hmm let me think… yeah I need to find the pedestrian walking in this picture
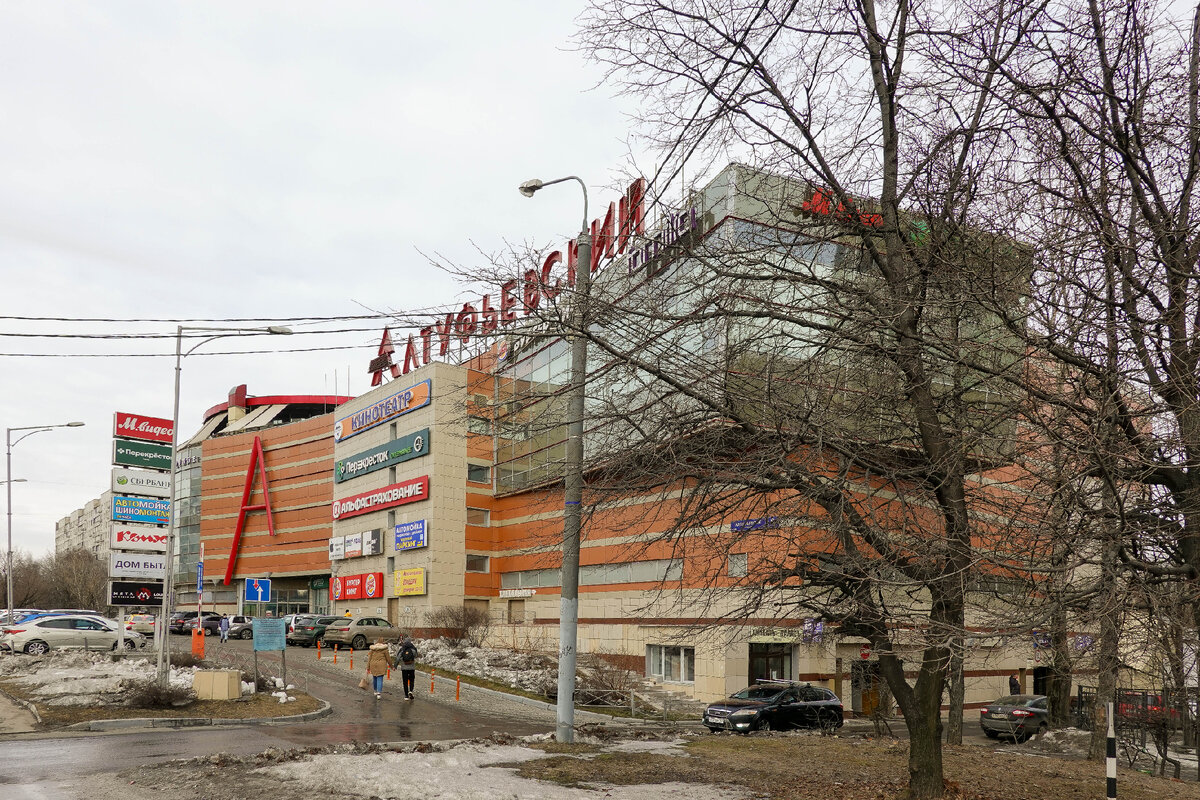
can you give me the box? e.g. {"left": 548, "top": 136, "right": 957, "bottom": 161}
{"left": 396, "top": 634, "right": 418, "bottom": 700}
{"left": 1009, "top": 672, "right": 1021, "bottom": 695}
{"left": 219, "top": 614, "right": 230, "bottom": 643}
{"left": 367, "top": 641, "right": 389, "bottom": 699}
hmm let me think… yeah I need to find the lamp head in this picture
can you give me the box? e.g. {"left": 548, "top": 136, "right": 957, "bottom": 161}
{"left": 66, "top": 421, "right": 85, "bottom": 427}
{"left": 518, "top": 179, "right": 543, "bottom": 198}
{"left": 266, "top": 326, "right": 293, "bottom": 335}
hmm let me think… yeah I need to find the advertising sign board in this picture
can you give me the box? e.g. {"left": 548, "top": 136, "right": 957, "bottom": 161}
{"left": 110, "top": 523, "right": 168, "bottom": 552}
{"left": 332, "top": 380, "right": 431, "bottom": 443}
{"left": 113, "top": 411, "right": 174, "bottom": 444}
{"left": 112, "top": 495, "right": 170, "bottom": 525}
{"left": 112, "top": 439, "right": 172, "bottom": 471}
{"left": 111, "top": 467, "right": 171, "bottom": 498}
{"left": 363, "top": 528, "right": 382, "bottom": 556}
{"left": 331, "top": 572, "right": 384, "bottom": 600}
{"left": 109, "top": 580, "right": 165, "bottom": 606}
{"left": 252, "top": 618, "right": 285, "bottom": 651}
{"left": 110, "top": 552, "right": 167, "bottom": 581}
{"left": 328, "top": 536, "right": 344, "bottom": 560}
{"left": 343, "top": 532, "right": 363, "bottom": 558}
{"left": 394, "top": 568, "right": 427, "bottom": 596}
{"left": 334, "top": 428, "right": 430, "bottom": 483}
{"left": 395, "top": 520, "right": 428, "bottom": 551}
{"left": 332, "top": 476, "right": 429, "bottom": 520}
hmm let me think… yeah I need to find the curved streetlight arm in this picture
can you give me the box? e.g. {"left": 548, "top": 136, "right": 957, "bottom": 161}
{"left": 518, "top": 176, "right": 588, "bottom": 232}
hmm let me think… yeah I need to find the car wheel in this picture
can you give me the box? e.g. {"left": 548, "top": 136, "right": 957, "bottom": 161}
{"left": 351, "top": 635, "right": 367, "bottom": 650}
{"left": 818, "top": 710, "right": 841, "bottom": 730}
{"left": 241, "top": 629, "right": 253, "bottom": 640}
{"left": 123, "top": 639, "right": 137, "bottom": 651}
{"left": 758, "top": 718, "right": 773, "bottom": 732}
{"left": 24, "top": 640, "right": 49, "bottom": 656}
{"left": 984, "top": 729, "right": 1000, "bottom": 739}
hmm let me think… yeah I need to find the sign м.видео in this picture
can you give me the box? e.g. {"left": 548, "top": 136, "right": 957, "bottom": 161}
{"left": 333, "top": 380, "right": 430, "bottom": 443}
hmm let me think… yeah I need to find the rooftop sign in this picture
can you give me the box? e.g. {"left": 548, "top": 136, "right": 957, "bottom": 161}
{"left": 369, "top": 179, "right": 647, "bottom": 383}
{"left": 113, "top": 411, "right": 174, "bottom": 444}
{"left": 333, "top": 380, "right": 430, "bottom": 443}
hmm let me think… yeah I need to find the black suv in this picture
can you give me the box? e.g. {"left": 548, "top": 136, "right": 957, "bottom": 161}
{"left": 703, "top": 682, "right": 844, "bottom": 732}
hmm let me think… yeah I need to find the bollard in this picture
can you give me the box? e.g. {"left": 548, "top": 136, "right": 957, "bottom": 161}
{"left": 1106, "top": 701, "right": 1116, "bottom": 800}
{"left": 317, "top": 640, "right": 322, "bottom": 660}
{"left": 387, "top": 666, "right": 391, "bottom": 680}
{"left": 456, "top": 675, "right": 460, "bottom": 702}
{"left": 430, "top": 672, "right": 435, "bottom": 694}
{"left": 333, "top": 644, "right": 338, "bottom": 665}
{"left": 349, "top": 652, "right": 354, "bottom": 670}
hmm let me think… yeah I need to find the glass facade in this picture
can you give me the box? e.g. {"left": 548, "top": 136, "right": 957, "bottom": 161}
{"left": 495, "top": 338, "right": 570, "bottom": 490}
{"left": 173, "top": 445, "right": 203, "bottom": 598}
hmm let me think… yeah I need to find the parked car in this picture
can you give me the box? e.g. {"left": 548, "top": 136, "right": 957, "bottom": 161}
{"left": 125, "top": 613, "right": 156, "bottom": 634}
{"left": 0, "top": 614, "right": 145, "bottom": 655}
{"left": 226, "top": 614, "right": 255, "bottom": 639}
{"left": 703, "top": 682, "right": 844, "bottom": 732}
{"left": 979, "top": 694, "right": 1049, "bottom": 741}
{"left": 168, "top": 611, "right": 222, "bottom": 635}
{"left": 320, "top": 616, "right": 400, "bottom": 650}
{"left": 286, "top": 615, "right": 340, "bottom": 647}
{"left": 282, "top": 613, "right": 316, "bottom": 637}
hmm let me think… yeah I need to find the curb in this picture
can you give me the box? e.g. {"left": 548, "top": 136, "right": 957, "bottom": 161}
{"left": 0, "top": 684, "right": 41, "bottom": 725}
{"left": 64, "top": 698, "right": 332, "bottom": 732}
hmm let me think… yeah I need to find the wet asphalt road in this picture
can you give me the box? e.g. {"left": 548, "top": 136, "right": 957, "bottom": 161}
{"left": 0, "top": 635, "right": 553, "bottom": 789}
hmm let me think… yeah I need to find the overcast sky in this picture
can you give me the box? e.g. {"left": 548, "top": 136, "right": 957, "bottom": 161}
{"left": 0, "top": 2, "right": 648, "bottom": 558}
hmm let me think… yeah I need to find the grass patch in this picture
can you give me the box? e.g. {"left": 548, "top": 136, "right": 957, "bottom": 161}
{"left": 0, "top": 677, "right": 323, "bottom": 729}
{"left": 507, "top": 735, "right": 1200, "bottom": 800}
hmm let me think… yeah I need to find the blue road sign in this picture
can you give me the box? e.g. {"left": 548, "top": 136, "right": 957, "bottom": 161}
{"left": 245, "top": 577, "right": 272, "bottom": 603}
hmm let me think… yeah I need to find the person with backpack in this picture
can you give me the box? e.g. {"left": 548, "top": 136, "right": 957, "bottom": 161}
{"left": 395, "top": 634, "right": 418, "bottom": 700}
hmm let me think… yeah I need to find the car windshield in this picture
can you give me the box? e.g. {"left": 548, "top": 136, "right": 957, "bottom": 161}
{"left": 730, "top": 686, "right": 786, "bottom": 701}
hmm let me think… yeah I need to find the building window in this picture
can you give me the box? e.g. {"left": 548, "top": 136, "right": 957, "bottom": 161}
{"left": 468, "top": 416, "right": 490, "bottom": 435}
{"left": 646, "top": 644, "right": 695, "bottom": 683}
{"left": 467, "top": 464, "right": 491, "bottom": 484}
{"left": 465, "top": 554, "right": 489, "bottom": 573}
{"left": 466, "top": 508, "right": 490, "bottom": 526}
{"left": 507, "top": 599, "right": 525, "bottom": 624}
{"left": 728, "top": 553, "right": 747, "bottom": 577}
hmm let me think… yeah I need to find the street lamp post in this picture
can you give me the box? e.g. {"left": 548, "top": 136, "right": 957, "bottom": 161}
{"left": 156, "top": 325, "right": 291, "bottom": 685}
{"left": 519, "top": 176, "right": 590, "bottom": 743}
{"left": 6, "top": 423, "right": 85, "bottom": 624}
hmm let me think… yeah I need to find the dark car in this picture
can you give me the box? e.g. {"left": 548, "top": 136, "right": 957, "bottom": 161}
{"left": 168, "top": 611, "right": 221, "bottom": 635}
{"left": 286, "top": 615, "right": 340, "bottom": 647}
{"left": 980, "top": 694, "right": 1048, "bottom": 741}
{"left": 226, "top": 615, "right": 255, "bottom": 639}
{"left": 703, "top": 682, "right": 844, "bottom": 732}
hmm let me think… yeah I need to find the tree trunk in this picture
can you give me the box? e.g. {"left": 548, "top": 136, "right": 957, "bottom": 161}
{"left": 1088, "top": 583, "right": 1120, "bottom": 760}
{"left": 1048, "top": 609, "right": 1073, "bottom": 728}
{"left": 945, "top": 640, "right": 964, "bottom": 744}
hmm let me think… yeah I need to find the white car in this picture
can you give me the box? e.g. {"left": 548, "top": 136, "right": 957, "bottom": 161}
{"left": 1, "top": 614, "right": 147, "bottom": 655}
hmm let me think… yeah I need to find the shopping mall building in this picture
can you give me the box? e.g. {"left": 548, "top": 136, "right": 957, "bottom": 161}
{"left": 177, "top": 163, "right": 1083, "bottom": 709}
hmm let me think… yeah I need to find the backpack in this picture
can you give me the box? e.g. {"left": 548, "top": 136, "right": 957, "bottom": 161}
{"left": 398, "top": 642, "right": 417, "bottom": 666}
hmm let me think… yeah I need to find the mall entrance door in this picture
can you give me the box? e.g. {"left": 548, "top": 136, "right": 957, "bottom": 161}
{"left": 748, "top": 643, "right": 793, "bottom": 684}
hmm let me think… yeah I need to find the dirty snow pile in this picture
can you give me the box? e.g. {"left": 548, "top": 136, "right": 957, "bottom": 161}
{"left": 263, "top": 739, "right": 747, "bottom": 800}
{"left": 418, "top": 639, "right": 560, "bottom": 695}
{"left": 0, "top": 651, "right": 193, "bottom": 706}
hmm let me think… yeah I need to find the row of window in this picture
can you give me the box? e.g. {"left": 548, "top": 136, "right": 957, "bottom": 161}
{"left": 498, "top": 558, "right": 683, "bottom": 590}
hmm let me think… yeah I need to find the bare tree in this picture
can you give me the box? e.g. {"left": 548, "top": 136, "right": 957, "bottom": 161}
{"left": 991, "top": 0, "right": 1200, "bottom": 762}
{"left": 497, "top": 3, "right": 1055, "bottom": 796}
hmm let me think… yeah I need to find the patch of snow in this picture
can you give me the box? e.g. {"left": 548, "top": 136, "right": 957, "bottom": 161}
{"left": 606, "top": 738, "right": 690, "bottom": 756}
{"left": 0, "top": 651, "right": 200, "bottom": 706}
{"left": 262, "top": 743, "right": 750, "bottom": 800}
